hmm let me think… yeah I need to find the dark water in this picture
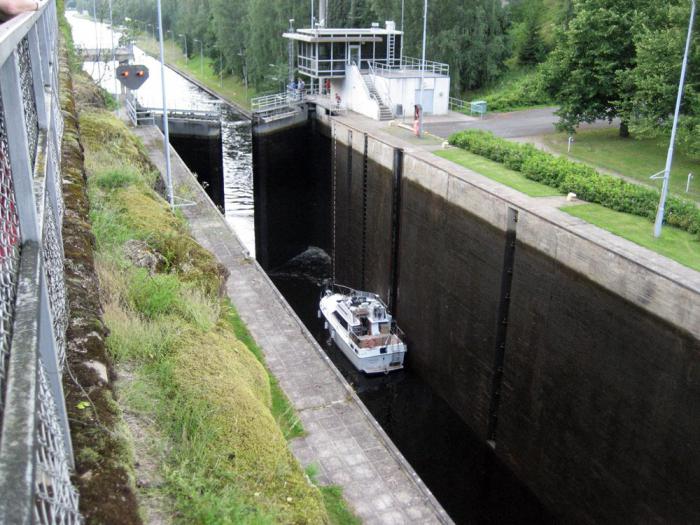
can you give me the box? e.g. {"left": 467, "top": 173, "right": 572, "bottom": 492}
{"left": 68, "top": 13, "right": 255, "bottom": 256}
{"left": 258, "top": 123, "right": 554, "bottom": 524}
{"left": 271, "top": 275, "right": 554, "bottom": 525}
{"left": 71, "top": 14, "right": 553, "bottom": 521}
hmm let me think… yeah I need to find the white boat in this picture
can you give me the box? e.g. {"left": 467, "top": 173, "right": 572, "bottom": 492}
{"left": 319, "top": 285, "right": 407, "bottom": 374}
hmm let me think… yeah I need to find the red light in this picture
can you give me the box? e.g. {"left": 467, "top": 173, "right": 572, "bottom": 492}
{"left": 121, "top": 70, "right": 129, "bottom": 77}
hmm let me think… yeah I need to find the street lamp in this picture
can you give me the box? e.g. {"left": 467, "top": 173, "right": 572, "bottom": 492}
{"left": 108, "top": 0, "right": 116, "bottom": 99}
{"left": 238, "top": 49, "right": 248, "bottom": 101}
{"left": 194, "top": 39, "right": 204, "bottom": 77}
{"left": 155, "top": 0, "right": 174, "bottom": 207}
{"left": 147, "top": 23, "right": 155, "bottom": 40}
{"left": 418, "top": 0, "right": 428, "bottom": 137}
{"left": 179, "top": 34, "right": 188, "bottom": 64}
{"left": 214, "top": 44, "right": 223, "bottom": 87}
{"left": 400, "top": 0, "right": 404, "bottom": 64}
{"left": 167, "top": 29, "right": 174, "bottom": 41}
{"left": 654, "top": 0, "right": 696, "bottom": 237}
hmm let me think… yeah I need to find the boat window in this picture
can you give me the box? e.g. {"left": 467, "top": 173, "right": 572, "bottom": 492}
{"left": 333, "top": 312, "right": 348, "bottom": 331}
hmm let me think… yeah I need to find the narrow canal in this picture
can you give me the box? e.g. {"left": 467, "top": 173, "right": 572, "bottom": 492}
{"left": 69, "top": 13, "right": 552, "bottom": 523}
{"left": 68, "top": 12, "right": 255, "bottom": 256}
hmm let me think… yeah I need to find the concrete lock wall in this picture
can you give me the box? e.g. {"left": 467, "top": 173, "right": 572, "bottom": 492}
{"left": 329, "top": 118, "right": 700, "bottom": 523}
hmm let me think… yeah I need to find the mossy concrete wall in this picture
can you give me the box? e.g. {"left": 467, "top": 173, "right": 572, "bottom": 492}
{"left": 328, "top": 117, "right": 700, "bottom": 524}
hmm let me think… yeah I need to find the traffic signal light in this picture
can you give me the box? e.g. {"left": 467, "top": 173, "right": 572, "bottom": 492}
{"left": 116, "top": 65, "right": 149, "bottom": 90}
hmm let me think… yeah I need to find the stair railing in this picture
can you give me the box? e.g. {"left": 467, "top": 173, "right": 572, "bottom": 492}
{"left": 367, "top": 61, "right": 394, "bottom": 118}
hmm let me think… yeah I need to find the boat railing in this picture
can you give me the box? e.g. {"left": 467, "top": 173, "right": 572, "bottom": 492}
{"left": 348, "top": 323, "right": 405, "bottom": 349}
{"left": 325, "top": 283, "right": 382, "bottom": 303}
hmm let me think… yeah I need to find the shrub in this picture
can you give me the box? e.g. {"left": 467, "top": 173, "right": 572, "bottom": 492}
{"left": 448, "top": 130, "right": 700, "bottom": 237}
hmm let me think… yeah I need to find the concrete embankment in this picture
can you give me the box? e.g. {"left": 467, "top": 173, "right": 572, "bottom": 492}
{"left": 134, "top": 124, "right": 451, "bottom": 524}
{"left": 307, "top": 111, "right": 700, "bottom": 524}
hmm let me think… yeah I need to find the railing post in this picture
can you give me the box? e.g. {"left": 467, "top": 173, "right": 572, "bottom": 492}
{"left": 37, "top": 13, "right": 51, "bottom": 83}
{"left": 0, "top": 242, "right": 42, "bottom": 525}
{"left": 0, "top": 54, "right": 40, "bottom": 242}
{"left": 28, "top": 26, "right": 48, "bottom": 130}
{"left": 38, "top": 272, "right": 73, "bottom": 466}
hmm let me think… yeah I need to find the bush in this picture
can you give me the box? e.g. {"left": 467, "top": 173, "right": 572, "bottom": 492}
{"left": 448, "top": 130, "right": 700, "bottom": 237}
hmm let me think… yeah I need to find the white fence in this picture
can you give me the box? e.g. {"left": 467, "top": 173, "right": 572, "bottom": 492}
{"left": 0, "top": 2, "right": 82, "bottom": 523}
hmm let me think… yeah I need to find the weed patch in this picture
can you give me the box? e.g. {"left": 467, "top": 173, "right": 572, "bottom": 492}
{"left": 82, "top": 106, "right": 332, "bottom": 522}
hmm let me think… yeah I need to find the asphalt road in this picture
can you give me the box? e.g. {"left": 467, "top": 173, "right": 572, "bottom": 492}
{"left": 425, "top": 107, "right": 618, "bottom": 139}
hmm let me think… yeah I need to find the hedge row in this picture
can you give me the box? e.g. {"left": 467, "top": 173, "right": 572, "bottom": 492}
{"left": 448, "top": 130, "right": 700, "bottom": 237}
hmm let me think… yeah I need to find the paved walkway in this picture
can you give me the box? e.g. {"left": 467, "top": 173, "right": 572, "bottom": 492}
{"left": 424, "top": 107, "right": 618, "bottom": 139}
{"left": 133, "top": 126, "right": 451, "bottom": 525}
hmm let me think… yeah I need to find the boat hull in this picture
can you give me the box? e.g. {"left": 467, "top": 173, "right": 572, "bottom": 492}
{"left": 320, "top": 294, "right": 406, "bottom": 375}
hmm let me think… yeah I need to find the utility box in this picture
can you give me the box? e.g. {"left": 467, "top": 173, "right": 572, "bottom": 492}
{"left": 470, "top": 100, "right": 487, "bottom": 116}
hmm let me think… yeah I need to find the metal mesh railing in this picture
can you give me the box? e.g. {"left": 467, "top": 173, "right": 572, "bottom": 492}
{"left": 34, "top": 361, "right": 81, "bottom": 524}
{"left": 0, "top": 90, "right": 21, "bottom": 429}
{"left": 0, "top": 2, "right": 82, "bottom": 523}
{"left": 18, "top": 36, "right": 39, "bottom": 170}
{"left": 43, "top": 192, "right": 67, "bottom": 367}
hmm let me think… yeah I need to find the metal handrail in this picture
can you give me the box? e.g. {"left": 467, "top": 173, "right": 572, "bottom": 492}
{"left": 449, "top": 96, "right": 469, "bottom": 112}
{"left": 0, "top": 1, "right": 82, "bottom": 522}
{"left": 367, "top": 61, "right": 394, "bottom": 117}
{"left": 349, "top": 63, "right": 381, "bottom": 119}
{"left": 374, "top": 56, "right": 449, "bottom": 76}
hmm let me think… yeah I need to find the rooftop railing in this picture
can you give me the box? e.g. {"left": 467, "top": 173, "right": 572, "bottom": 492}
{"left": 374, "top": 56, "right": 449, "bottom": 76}
{"left": 0, "top": 2, "right": 82, "bottom": 523}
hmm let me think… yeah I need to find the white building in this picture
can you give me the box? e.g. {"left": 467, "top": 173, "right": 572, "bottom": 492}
{"left": 283, "top": 21, "right": 450, "bottom": 121}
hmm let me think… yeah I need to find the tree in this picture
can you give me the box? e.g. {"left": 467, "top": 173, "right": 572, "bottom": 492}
{"left": 624, "top": 1, "right": 700, "bottom": 158}
{"left": 543, "top": 0, "right": 653, "bottom": 136}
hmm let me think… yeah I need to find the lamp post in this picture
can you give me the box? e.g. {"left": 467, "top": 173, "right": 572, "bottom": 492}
{"left": 194, "top": 39, "right": 204, "bottom": 77}
{"left": 214, "top": 45, "right": 223, "bottom": 87}
{"left": 108, "top": 0, "right": 116, "bottom": 99}
{"left": 418, "top": 0, "right": 428, "bottom": 137}
{"left": 156, "top": 0, "right": 174, "bottom": 208}
{"left": 166, "top": 29, "right": 174, "bottom": 41}
{"left": 238, "top": 49, "right": 248, "bottom": 101}
{"left": 179, "top": 33, "right": 188, "bottom": 63}
{"left": 147, "top": 23, "right": 155, "bottom": 40}
{"left": 400, "top": 0, "right": 404, "bottom": 62}
{"left": 654, "top": 0, "right": 696, "bottom": 237}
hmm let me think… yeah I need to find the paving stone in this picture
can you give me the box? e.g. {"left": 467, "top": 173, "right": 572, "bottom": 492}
{"left": 134, "top": 126, "right": 451, "bottom": 525}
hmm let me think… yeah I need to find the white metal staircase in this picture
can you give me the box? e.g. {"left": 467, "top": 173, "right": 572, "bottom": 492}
{"left": 362, "top": 73, "right": 393, "bottom": 120}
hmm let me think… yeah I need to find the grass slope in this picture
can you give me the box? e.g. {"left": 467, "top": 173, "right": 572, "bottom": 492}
{"left": 135, "top": 35, "right": 255, "bottom": 110}
{"left": 544, "top": 128, "right": 700, "bottom": 203}
{"left": 78, "top": 98, "right": 359, "bottom": 522}
{"left": 562, "top": 204, "right": 700, "bottom": 272}
{"left": 435, "top": 148, "right": 560, "bottom": 197}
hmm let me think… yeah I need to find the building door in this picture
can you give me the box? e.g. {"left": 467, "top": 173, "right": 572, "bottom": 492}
{"left": 415, "top": 89, "right": 434, "bottom": 114}
{"left": 348, "top": 45, "right": 361, "bottom": 67}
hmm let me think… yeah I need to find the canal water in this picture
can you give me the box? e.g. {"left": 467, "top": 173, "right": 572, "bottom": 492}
{"left": 67, "top": 12, "right": 255, "bottom": 256}
{"left": 68, "top": 13, "right": 552, "bottom": 523}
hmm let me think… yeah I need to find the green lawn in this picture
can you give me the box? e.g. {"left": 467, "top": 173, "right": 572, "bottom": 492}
{"left": 561, "top": 203, "right": 700, "bottom": 272}
{"left": 135, "top": 35, "right": 255, "bottom": 110}
{"left": 544, "top": 128, "right": 700, "bottom": 203}
{"left": 435, "top": 148, "right": 561, "bottom": 197}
